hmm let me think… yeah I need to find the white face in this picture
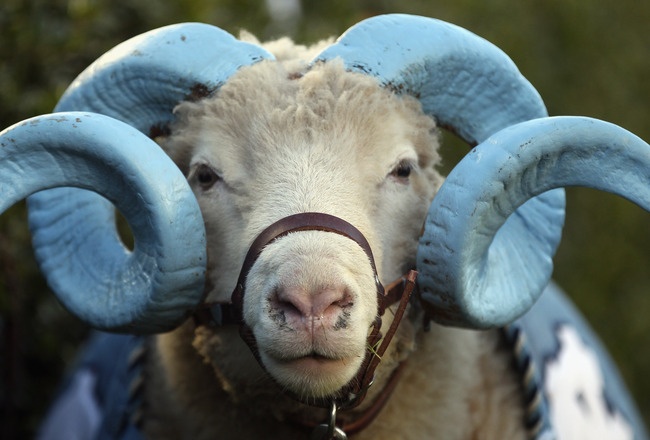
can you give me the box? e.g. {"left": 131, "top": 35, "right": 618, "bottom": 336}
{"left": 166, "top": 60, "right": 442, "bottom": 399}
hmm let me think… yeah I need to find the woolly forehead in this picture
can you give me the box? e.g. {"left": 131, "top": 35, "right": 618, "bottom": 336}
{"left": 171, "top": 59, "right": 440, "bottom": 185}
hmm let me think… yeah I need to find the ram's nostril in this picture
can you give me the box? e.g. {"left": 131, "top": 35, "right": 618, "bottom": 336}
{"left": 273, "top": 297, "right": 303, "bottom": 319}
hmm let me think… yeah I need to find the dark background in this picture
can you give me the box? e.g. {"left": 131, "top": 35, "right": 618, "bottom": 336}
{"left": 1, "top": 0, "right": 648, "bottom": 437}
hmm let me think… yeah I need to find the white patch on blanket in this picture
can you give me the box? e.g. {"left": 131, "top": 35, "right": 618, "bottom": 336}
{"left": 545, "top": 326, "right": 633, "bottom": 440}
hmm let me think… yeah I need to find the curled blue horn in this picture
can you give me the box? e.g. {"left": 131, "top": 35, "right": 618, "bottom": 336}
{"left": 419, "top": 116, "right": 650, "bottom": 327}
{"left": 316, "top": 14, "right": 566, "bottom": 327}
{"left": 2, "top": 113, "right": 205, "bottom": 332}
{"left": 25, "top": 23, "right": 273, "bottom": 331}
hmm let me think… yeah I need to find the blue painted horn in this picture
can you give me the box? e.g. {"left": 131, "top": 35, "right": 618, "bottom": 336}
{"left": 19, "top": 14, "right": 572, "bottom": 331}
{"left": 315, "top": 14, "right": 565, "bottom": 327}
{"left": 420, "top": 116, "right": 650, "bottom": 327}
{"left": 1, "top": 113, "right": 205, "bottom": 332}
{"left": 25, "top": 24, "right": 274, "bottom": 332}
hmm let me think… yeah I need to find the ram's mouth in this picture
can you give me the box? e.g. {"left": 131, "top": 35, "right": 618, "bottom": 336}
{"left": 271, "top": 351, "right": 351, "bottom": 373}
{"left": 288, "top": 353, "right": 349, "bottom": 371}
{"left": 260, "top": 350, "right": 363, "bottom": 398}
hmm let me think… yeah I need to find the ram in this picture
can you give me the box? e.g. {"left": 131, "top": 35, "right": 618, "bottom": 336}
{"left": 1, "top": 14, "right": 648, "bottom": 440}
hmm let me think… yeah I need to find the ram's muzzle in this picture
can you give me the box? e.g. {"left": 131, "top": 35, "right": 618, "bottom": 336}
{"left": 193, "top": 212, "right": 417, "bottom": 409}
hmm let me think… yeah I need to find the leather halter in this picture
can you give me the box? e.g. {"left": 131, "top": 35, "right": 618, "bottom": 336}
{"left": 193, "top": 212, "right": 417, "bottom": 432}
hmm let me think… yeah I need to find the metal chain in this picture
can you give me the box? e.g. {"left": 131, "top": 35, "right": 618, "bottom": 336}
{"left": 310, "top": 402, "right": 348, "bottom": 440}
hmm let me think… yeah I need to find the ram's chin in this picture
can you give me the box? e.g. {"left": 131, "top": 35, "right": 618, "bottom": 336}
{"left": 261, "top": 353, "right": 363, "bottom": 399}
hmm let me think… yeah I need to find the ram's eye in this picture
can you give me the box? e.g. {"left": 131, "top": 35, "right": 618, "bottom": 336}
{"left": 390, "top": 160, "right": 413, "bottom": 181}
{"left": 195, "top": 164, "right": 220, "bottom": 190}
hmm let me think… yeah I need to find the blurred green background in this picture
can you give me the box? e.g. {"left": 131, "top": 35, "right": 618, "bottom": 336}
{"left": 0, "top": 0, "right": 648, "bottom": 437}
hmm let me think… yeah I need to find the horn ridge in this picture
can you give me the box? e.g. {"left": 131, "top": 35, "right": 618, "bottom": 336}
{"left": 418, "top": 116, "right": 650, "bottom": 328}
{"left": 26, "top": 23, "right": 273, "bottom": 331}
{"left": 317, "top": 13, "right": 567, "bottom": 329}
{"left": 0, "top": 112, "right": 207, "bottom": 332}
{"left": 314, "top": 13, "right": 547, "bottom": 145}
{"left": 55, "top": 22, "right": 275, "bottom": 134}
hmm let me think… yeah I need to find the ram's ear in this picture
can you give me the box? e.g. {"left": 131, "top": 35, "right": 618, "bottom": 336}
{"left": 1, "top": 113, "right": 206, "bottom": 333}
{"left": 418, "top": 116, "right": 650, "bottom": 328}
{"left": 25, "top": 24, "right": 274, "bottom": 332}
{"left": 314, "top": 13, "right": 565, "bottom": 328}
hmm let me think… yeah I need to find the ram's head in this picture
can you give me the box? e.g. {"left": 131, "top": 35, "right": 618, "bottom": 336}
{"left": 2, "top": 14, "right": 649, "bottom": 411}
